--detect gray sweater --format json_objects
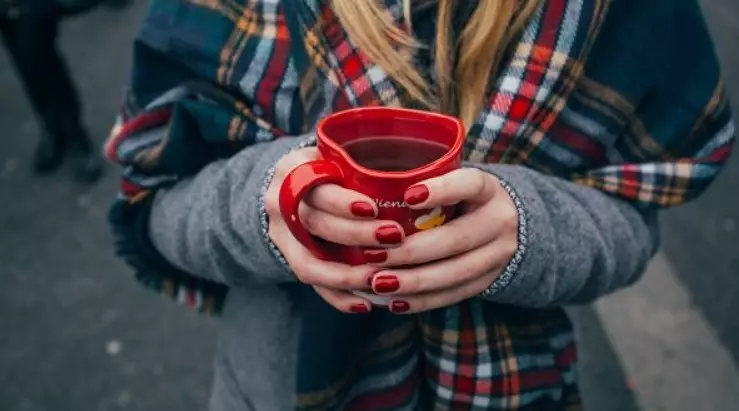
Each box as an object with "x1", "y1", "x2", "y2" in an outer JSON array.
[{"x1": 148, "y1": 134, "x2": 659, "y2": 410}]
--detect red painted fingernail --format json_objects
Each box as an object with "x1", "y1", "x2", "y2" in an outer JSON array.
[
  {"x1": 390, "y1": 301, "x2": 410, "y2": 313},
  {"x1": 363, "y1": 249, "x2": 388, "y2": 264},
  {"x1": 375, "y1": 225, "x2": 403, "y2": 245},
  {"x1": 350, "y1": 304, "x2": 370, "y2": 314},
  {"x1": 405, "y1": 184, "x2": 430, "y2": 206},
  {"x1": 350, "y1": 201, "x2": 376, "y2": 218},
  {"x1": 374, "y1": 274, "x2": 400, "y2": 294}
]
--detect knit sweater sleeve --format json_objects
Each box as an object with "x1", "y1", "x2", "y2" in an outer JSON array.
[
  {"x1": 146, "y1": 136, "x2": 315, "y2": 287},
  {"x1": 471, "y1": 164, "x2": 659, "y2": 307},
  {"x1": 471, "y1": 0, "x2": 733, "y2": 307}
]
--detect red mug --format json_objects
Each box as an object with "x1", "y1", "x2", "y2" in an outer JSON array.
[{"x1": 279, "y1": 107, "x2": 464, "y2": 299}]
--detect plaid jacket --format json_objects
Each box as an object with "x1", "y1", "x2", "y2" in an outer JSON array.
[{"x1": 106, "y1": 0, "x2": 734, "y2": 409}]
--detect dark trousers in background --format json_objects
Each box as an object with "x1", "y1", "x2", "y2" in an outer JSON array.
[{"x1": 0, "y1": 12, "x2": 88, "y2": 147}]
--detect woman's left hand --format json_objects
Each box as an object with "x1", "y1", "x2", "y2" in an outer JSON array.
[{"x1": 366, "y1": 168, "x2": 520, "y2": 314}]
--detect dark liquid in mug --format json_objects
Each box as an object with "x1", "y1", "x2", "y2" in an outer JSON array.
[{"x1": 342, "y1": 136, "x2": 450, "y2": 172}]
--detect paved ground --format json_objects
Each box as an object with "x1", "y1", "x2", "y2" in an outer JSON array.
[
  {"x1": 661, "y1": 0, "x2": 739, "y2": 364},
  {"x1": 0, "y1": 2, "x2": 737, "y2": 411},
  {"x1": 593, "y1": 3, "x2": 739, "y2": 410}
]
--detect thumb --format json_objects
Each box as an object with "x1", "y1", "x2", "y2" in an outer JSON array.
[{"x1": 404, "y1": 168, "x2": 498, "y2": 209}]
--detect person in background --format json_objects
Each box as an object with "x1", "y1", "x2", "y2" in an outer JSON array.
[
  {"x1": 0, "y1": 0, "x2": 105, "y2": 181},
  {"x1": 106, "y1": 0, "x2": 735, "y2": 410}
]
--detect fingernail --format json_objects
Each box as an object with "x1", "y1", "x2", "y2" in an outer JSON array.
[
  {"x1": 350, "y1": 304, "x2": 370, "y2": 314},
  {"x1": 390, "y1": 300, "x2": 410, "y2": 313},
  {"x1": 405, "y1": 184, "x2": 430, "y2": 206},
  {"x1": 373, "y1": 274, "x2": 400, "y2": 294},
  {"x1": 363, "y1": 249, "x2": 388, "y2": 264},
  {"x1": 375, "y1": 225, "x2": 403, "y2": 245},
  {"x1": 350, "y1": 201, "x2": 376, "y2": 218}
]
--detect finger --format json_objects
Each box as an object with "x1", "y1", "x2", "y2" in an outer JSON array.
[
  {"x1": 272, "y1": 147, "x2": 320, "y2": 182},
  {"x1": 299, "y1": 203, "x2": 405, "y2": 247},
  {"x1": 387, "y1": 271, "x2": 501, "y2": 315},
  {"x1": 404, "y1": 168, "x2": 498, "y2": 209},
  {"x1": 370, "y1": 238, "x2": 515, "y2": 296},
  {"x1": 265, "y1": 147, "x2": 320, "y2": 216},
  {"x1": 269, "y1": 218, "x2": 375, "y2": 290},
  {"x1": 313, "y1": 286, "x2": 372, "y2": 314},
  {"x1": 304, "y1": 184, "x2": 378, "y2": 219},
  {"x1": 366, "y1": 199, "x2": 515, "y2": 267}
]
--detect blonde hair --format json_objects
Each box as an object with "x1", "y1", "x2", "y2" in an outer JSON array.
[{"x1": 330, "y1": 0, "x2": 540, "y2": 128}]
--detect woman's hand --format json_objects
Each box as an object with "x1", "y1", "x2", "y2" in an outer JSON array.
[
  {"x1": 365, "y1": 168, "x2": 520, "y2": 314},
  {"x1": 263, "y1": 147, "x2": 406, "y2": 313}
]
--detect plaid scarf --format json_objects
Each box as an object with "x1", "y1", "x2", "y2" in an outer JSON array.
[{"x1": 106, "y1": 0, "x2": 734, "y2": 409}]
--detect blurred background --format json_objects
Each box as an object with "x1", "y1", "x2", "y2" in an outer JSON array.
[{"x1": 0, "y1": 1, "x2": 737, "y2": 410}]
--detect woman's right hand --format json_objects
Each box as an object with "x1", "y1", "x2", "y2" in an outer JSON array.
[{"x1": 263, "y1": 147, "x2": 405, "y2": 313}]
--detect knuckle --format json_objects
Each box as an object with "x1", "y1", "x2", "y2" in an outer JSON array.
[
  {"x1": 292, "y1": 268, "x2": 308, "y2": 284},
  {"x1": 333, "y1": 272, "x2": 354, "y2": 290},
  {"x1": 298, "y1": 147, "x2": 319, "y2": 160},
  {"x1": 503, "y1": 236, "x2": 519, "y2": 257},
  {"x1": 294, "y1": 263, "x2": 318, "y2": 285},
  {"x1": 308, "y1": 184, "x2": 330, "y2": 202},
  {"x1": 472, "y1": 171, "x2": 488, "y2": 196},
  {"x1": 273, "y1": 155, "x2": 292, "y2": 178},
  {"x1": 299, "y1": 206, "x2": 318, "y2": 233},
  {"x1": 264, "y1": 191, "x2": 280, "y2": 217},
  {"x1": 397, "y1": 243, "x2": 417, "y2": 265},
  {"x1": 274, "y1": 150, "x2": 311, "y2": 177},
  {"x1": 293, "y1": 268, "x2": 310, "y2": 284},
  {"x1": 454, "y1": 231, "x2": 473, "y2": 253},
  {"x1": 502, "y1": 205, "x2": 519, "y2": 230},
  {"x1": 395, "y1": 270, "x2": 421, "y2": 295},
  {"x1": 346, "y1": 224, "x2": 369, "y2": 245},
  {"x1": 330, "y1": 222, "x2": 363, "y2": 247},
  {"x1": 325, "y1": 193, "x2": 345, "y2": 214},
  {"x1": 435, "y1": 177, "x2": 451, "y2": 202},
  {"x1": 410, "y1": 274, "x2": 423, "y2": 294},
  {"x1": 272, "y1": 167, "x2": 285, "y2": 183},
  {"x1": 311, "y1": 185, "x2": 346, "y2": 214}
]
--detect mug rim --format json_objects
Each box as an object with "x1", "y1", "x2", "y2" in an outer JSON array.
[{"x1": 315, "y1": 107, "x2": 465, "y2": 180}]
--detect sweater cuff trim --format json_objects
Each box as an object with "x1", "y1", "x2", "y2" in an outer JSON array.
[
  {"x1": 479, "y1": 175, "x2": 529, "y2": 299},
  {"x1": 258, "y1": 135, "x2": 318, "y2": 273}
]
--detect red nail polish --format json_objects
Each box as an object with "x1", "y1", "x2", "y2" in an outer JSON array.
[
  {"x1": 405, "y1": 184, "x2": 430, "y2": 206},
  {"x1": 390, "y1": 301, "x2": 410, "y2": 313},
  {"x1": 363, "y1": 249, "x2": 388, "y2": 264},
  {"x1": 350, "y1": 201, "x2": 375, "y2": 218},
  {"x1": 375, "y1": 225, "x2": 402, "y2": 245},
  {"x1": 374, "y1": 274, "x2": 400, "y2": 294},
  {"x1": 350, "y1": 304, "x2": 369, "y2": 314}
]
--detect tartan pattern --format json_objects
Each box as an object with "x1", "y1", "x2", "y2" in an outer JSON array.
[
  {"x1": 289, "y1": 301, "x2": 578, "y2": 411},
  {"x1": 106, "y1": 0, "x2": 734, "y2": 409},
  {"x1": 106, "y1": 0, "x2": 302, "y2": 316},
  {"x1": 420, "y1": 303, "x2": 578, "y2": 410},
  {"x1": 306, "y1": 1, "x2": 420, "y2": 111}
]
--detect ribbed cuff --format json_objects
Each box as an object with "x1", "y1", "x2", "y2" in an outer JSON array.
[
  {"x1": 479, "y1": 176, "x2": 528, "y2": 298},
  {"x1": 461, "y1": 164, "x2": 529, "y2": 300},
  {"x1": 257, "y1": 135, "x2": 318, "y2": 273}
]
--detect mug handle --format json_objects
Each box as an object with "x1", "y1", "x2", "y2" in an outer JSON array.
[{"x1": 278, "y1": 160, "x2": 345, "y2": 261}]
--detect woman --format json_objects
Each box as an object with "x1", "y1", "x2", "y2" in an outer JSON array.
[
  {"x1": 107, "y1": 0, "x2": 734, "y2": 409},
  {"x1": 1, "y1": 0, "x2": 105, "y2": 180}
]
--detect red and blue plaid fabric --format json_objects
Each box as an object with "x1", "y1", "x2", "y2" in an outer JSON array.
[{"x1": 106, "y1": 0, "x2": 734, "y2": 409}]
